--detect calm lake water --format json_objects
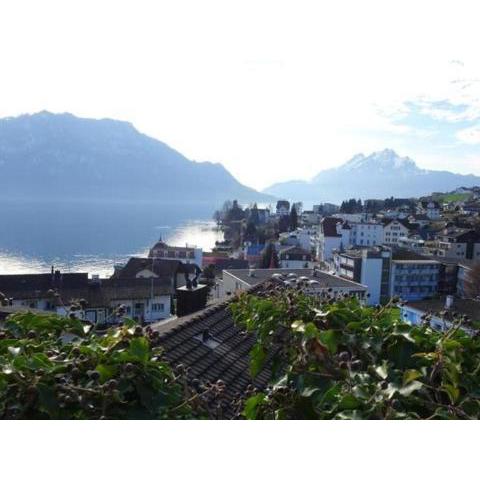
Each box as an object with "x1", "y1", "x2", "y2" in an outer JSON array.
[{"x1": 0, "y1": 200, "x2": 223, "y2": 277}]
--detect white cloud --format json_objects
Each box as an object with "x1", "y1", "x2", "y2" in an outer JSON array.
[
  {"x1": 457, "y1": 125, "x2": 480, "y2": 144},
  {"x1": 0, "y1": 0, "x2": 479, "y2": 189}
]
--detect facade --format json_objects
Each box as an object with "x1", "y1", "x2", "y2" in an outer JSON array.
[
  {"x1": 383, "y1": 219, "x2": 410, "y2": 247},
  {"x1": 417, "y1": 201, "x2": 441, "y2": 220},
  {"x1": 278, "y1": 247, "x2": 314, "y2": 269},
  {"x1": 349, "y1": 221, "x2": 384, "y2": 247},
  {"x1": 334, "y1": 247, "x2": 441, "y2": 304},
  {"x1": 433, "y1": 228, "x2": 480, "y2": 260},
  {"x1": 333, "y1": 248, "x2": 391, "y2": 305},
  {"x1": 389, "y1": 256, "x2": 440, "y2": 302},
  {"x1": 317, "y1": 217, "x2": 348, "y2": 262},
  {"x1": 0, "y1": 270, "x2": 174, "y2": 325}
]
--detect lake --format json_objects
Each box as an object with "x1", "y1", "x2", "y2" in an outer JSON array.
[{"x1": 0, "y1": 199, "x2": 223, "y2": 277}]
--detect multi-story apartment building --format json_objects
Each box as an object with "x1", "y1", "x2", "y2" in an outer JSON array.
[
  {"x1": 389, "y1": 253, "x2": 440, "y2": 302},
  {"x1": 349, "y1": 221, "x2": 384, "y2": 247},
  {"x1": 334, "y1": 247, "x2": 440, "y2": 304}
]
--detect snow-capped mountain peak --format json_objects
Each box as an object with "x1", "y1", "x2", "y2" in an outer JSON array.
[{"x1": 341, "y1": 149, "x2": 417, "y2": 172}]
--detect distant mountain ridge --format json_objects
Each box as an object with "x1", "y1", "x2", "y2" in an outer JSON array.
[
  {"x1": 264, "y1": 149, "x2": 480, "y2": 203},
  {"x1": 0, "y1": 111, "x2": 272, "y2": 204}
]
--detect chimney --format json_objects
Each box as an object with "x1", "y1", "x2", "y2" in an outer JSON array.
[
  {"x1": 445, "y1": 295, "x2": 454, "y2": 309},
  {"x1": 248, "y1": 268, "x2": 255, "y2": 277}
]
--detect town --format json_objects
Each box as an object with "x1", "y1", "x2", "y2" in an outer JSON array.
[{"x1": 2, "y1": 186, "x2": 480, "y2": 335}]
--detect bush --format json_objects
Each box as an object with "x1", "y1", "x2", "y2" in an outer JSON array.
[
  {"x1": 0, "y1": 312, "x2": 196, "y2": 419},
  {"x1": 230, "y1": 286, "x2": 480, "y2": 419}
]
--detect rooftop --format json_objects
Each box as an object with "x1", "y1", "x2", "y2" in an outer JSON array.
[
  {"x1": 151, "y1": 283, "x2": 275, "y2": 418},
  {"x1": 223, "y1": 268, "x2": 367, "y2": 290},
  {"x1": 406, "y1": 297, "x2": 480, "y2": 324}
]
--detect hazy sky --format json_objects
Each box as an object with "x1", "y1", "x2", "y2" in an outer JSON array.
[{"x1": 1, "y1": 0, "x2": 480, "y2": 190}]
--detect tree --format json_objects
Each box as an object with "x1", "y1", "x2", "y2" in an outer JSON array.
[
  {"x1": 244, "y1": 221, "x2": 258, "y2": 243},
  {"x1": 230, "y1": 286, "x2": 480, "y2": 419},
  {"x1": 289, "y1": 205, "x2": 298, "y2": 231},
  {"x1": 249, "y1": 203, "x2": 260, "y2": 226},
  {"x1": 261, "y1": 243, "x2": 278, "y2": 269}
]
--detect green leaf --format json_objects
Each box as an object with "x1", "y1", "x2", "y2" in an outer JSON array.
[
  {"x1": 442, "y1": 384, "x2": 460, "y2": 404},
  {"x1": 403, "y1": 369, "x2": 422, "y2": 385},
  {"x1": 243, "y1": 393, "x2": 266, "y2": 419},
  {"x1": 96, "y1": 364, "x2": 117, "y2": 383},
  {"x1": 399, "y1": 381, "x2": 423, "y2": 397},
  {"x1": 338, "y1": 394, "x2": 360, "y2": 410},
  {"x1": 291, "y1": 320, "x2": 305, "y2": 333},
  {"x1": 318, "y1": 330, "x2": 337, "y2": 354},
  {"x1": 375, "y1": 361, "x2": 388, "y2": 380},
  {"x1": 304, "y1": 322, "x2": 319, "y2": 340},
  {"x1": 8, "y1": 346, "x2": 20, "y2": 357},
  {"x1": 129, "y1": 337, "x2": 150, "y2": 364},
  {"x1": 250, "y1": 343, "x2": 266, "y2": 377}
]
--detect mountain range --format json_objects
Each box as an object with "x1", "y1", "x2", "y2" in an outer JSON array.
[
  {"x1": 263, "y1": 149, "x2": 480, "y2": 203},
  {"x1": 0, "y1": 111, "x2": 271, "y2": 205}
]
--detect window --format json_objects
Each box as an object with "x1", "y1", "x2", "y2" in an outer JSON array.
[{"x1": 152, "y1": 303, "x2": 165, "y2": 312}]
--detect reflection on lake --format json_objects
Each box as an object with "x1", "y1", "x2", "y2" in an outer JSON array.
[{"x1": 0, "y1": 200, "x2": 223, "y2": 277}]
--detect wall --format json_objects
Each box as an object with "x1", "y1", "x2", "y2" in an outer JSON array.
[{"x1": 360, "y1": 256, "x2": 383, "y2": 305}]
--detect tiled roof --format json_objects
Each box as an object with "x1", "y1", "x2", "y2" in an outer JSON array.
[
  {"x1": 0, "y1": 273, "x2": 89, "y2": 300},
  {"x1": 152, "y1": 285, "x2": 274, "y2": 418},
  {"x1": 112, "y1": 257, "x2": 198, "y2": 279},
  {"x1": 321, "y1": 217, "x2": 342, "y2": 237}
]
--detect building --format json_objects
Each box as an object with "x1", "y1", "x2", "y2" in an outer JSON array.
[
  {"x1": 389, "y1": 251, "x2": 440, "y2": 302},
  {"x1": 276, "y1": 200, "x2": 290, "y2": 217},
  {"x1": 0, "y1": 270, "x2": 174, "y2": 325},
  {"x1": 433, "y1": 228, "x2": 480, "y2": 260},
  {"x1": 150, "y1": 282, "x2": 275, "y2": 419},
  {"x1": 243, "y1": 243, "x2": 266, "y2": 267},
  {"x1": 278, "y1": 247, "x2": 314, "y2": 269},
  {"x1": 333, "y1": 247, "x2": 391, "y2": 305},
  {"x1": 383, "y1": 219, "x2": 411, "y2": 247},
  {"x1": 349, "y1": 221, "x2": 384, "y2": 247},
  {"x1": 417, "y1": 200, "x2": 441, "y2": 220},
  {"x1": 149, "y1": 239, "x2": 203, "y2": 266},
  {"x1": 334, "y1": 247, "x2": 441, "y2": 304},
  {"x1": 317, "y1": 217, "x2": 350, "y2": 262},
  {"x1": 222, "y1": 268, "x2": 367, "y2": 300},
  {"x1": 401, "y1": 296, "x2": 480, "y2": 333}
]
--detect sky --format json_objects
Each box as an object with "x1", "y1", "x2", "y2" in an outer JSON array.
[{"x1": 1, "y1": 0, "x2": 480, "y2": 190}]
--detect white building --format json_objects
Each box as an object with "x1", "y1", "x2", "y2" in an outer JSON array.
[
  {"x1": 383, "y1": 219, "x2": 411, "y2": 247},
  {"x1": 149, "y1": 239, "x2": 203, "y2": 267}
]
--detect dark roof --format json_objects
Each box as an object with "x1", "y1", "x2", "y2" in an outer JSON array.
[
  {"x1": 112, "y1": 257, "x2": 198, "y2": 280},
  {"x1": 279, "y1": 247, "x2": 312, "y2": 261},
  {"x1": 86, "y1": 278, "x2": 173, "y2": 308},
  {"x1": 383, "y1": 218, "x2": 413, "y2": 230},
  {"x1": 321, "y1": 217, "x2": 342, "y2": 237},
  {"x1": 276, "y1": 200, "x2": 290, "y2": 209},
  {"x1": 223, "y1": 268, "x2": 367, "y2": 290},
  {"x1": 407, "y1": 298, "x2": 480, "y2": 324},
  {"x1": 152, "y1": 284, "x2": 274, "y2": 418},
  {"x1": 391, "y1": 249, "x2": 438, "y2": 262},
  {"x1": 0, "y1": 272, "x2": 89, "y2": 300}
]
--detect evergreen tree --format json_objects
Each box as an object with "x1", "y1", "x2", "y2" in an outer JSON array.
[
  {"x1": 261, "y1": 242, "x2": 279, "y2": 268},
  {"x1": 289, "y1": 205, "x2": 298, "y2": 231}
]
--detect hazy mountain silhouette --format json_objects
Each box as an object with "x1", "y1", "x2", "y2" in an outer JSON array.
[
  {"x1": 0, "y1": 111, "x2": 272, "y2": 204},
  {"x1": 264, "y1": 149, "x2": 480, "y2": 203}
]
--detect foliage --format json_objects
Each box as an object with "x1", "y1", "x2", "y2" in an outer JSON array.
[
  {"x1": 0, "y1": 312, "x2": 203, "y2": 419},
  {"x1": 230, "y1": 285, "x2": 480, "y2": 419},
  {"x1": 289, "y1": 205, "x2": 298, "y2": 231}
]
